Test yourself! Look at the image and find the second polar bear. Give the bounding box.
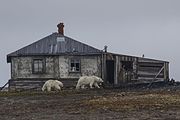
[42,80,63,92]
[76,76,103,89]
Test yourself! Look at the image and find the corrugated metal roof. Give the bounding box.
[7,33,102,62]
[6,33,168,63]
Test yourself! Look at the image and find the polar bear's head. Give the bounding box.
[93,76,104,83]
[98,78,104,83]
[59,82,63,88]
[55,80,64,88]
[95,76,104,87]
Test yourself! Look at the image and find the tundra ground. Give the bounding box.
[1,85,180,120]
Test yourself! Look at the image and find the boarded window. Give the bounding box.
[32,59,45,74]
[70,59,80,72]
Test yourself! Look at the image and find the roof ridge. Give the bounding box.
[7,33,102,62]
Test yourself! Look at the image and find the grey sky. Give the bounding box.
[0,0,180,85]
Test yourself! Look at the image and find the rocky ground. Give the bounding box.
[1,82,180,120]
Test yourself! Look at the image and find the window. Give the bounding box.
[70,59,80,72]
[121,61,133,71]
[32,59,45,74]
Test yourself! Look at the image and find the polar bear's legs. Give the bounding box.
[42,84,46,91]
[54,84,61,91]
[81,85,85,89]
[76,83,81,89]
[94,82,100,88]
[90,81,94,89]
[47,86,51,92]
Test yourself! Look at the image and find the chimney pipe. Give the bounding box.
[104,45,108,52]
[57,23,64,35]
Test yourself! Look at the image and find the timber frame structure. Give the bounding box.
[102,52,169,86]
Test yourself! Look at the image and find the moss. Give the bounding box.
[0,89,89,97]
[83,93,180,112]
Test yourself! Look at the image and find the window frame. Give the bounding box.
[32,58,46,74]
[69,59,81,73]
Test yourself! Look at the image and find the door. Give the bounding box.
[106,60,114,84]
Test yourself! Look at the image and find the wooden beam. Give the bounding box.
[148,66,164,87]
[155,66,164,79]
[0,81,9,91]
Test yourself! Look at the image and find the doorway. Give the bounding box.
[106,60,114,84]
[121,61,133,81]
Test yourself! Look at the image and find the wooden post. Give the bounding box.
[114,56,118,85]
[104,53,107,84]
[164,62,169,81]
[101,51,104,80]
[0,81,9,91]
[164,62,166,80]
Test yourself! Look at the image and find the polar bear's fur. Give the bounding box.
[42,80,63,92]
[76,76,103,89]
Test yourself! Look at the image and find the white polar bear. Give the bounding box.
[76,76,103,89]
[42,80,63,92]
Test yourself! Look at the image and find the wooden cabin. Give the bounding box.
[6,23,169,91]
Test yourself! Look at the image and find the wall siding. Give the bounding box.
[10,55,102,90]
[12,57,58,79]
[137,58,168,81]
[9,54,169,91]
[113,55,168,85]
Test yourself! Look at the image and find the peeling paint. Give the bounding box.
[11,55,102,80]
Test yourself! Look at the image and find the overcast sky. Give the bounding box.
[0,0,180,86]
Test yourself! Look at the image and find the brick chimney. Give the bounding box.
[57,22,64,35]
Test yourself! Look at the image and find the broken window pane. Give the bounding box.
[70,59,80,72]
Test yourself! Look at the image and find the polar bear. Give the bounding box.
[76,76,103,89]
[42,80,63,92]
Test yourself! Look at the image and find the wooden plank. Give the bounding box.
[147,66,165,87]
[0,81,9,91]
[138,74,164,78]
[9,78,79,91]
[133,78,164,84]
[138,58,166,63]
[138,71,164,75]
[138,62,164,67]
[164,62,169,80]
[155,66,164,79]
[114,56,118,84]
[138,67,162,73]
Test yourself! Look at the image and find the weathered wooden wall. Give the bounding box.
[104,53,169,85]
[11,56,58,79]
[9,78,78,91]
[10,55,102,91]
[115,55,138,84]
[9,53,169,91]
[137,58,169,81]
[11,55,101,79]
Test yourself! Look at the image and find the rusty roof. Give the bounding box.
[7,33,102,62]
